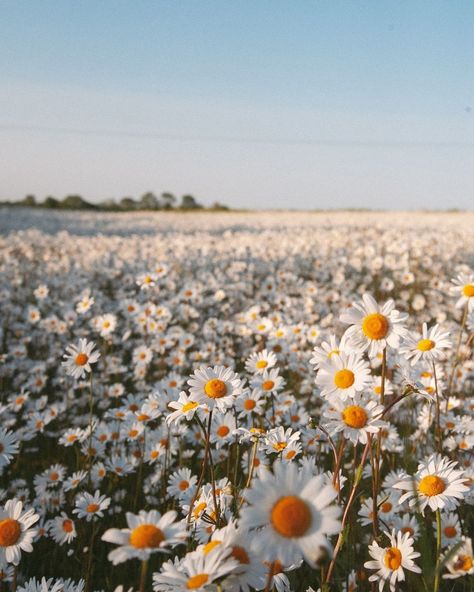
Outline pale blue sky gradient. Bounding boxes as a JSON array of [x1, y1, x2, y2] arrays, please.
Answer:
[[0, 1, 473, 209]]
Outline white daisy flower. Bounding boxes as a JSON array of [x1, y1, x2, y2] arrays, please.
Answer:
[[0, 498, 39, 565], [0, 429, 19, 468], [102, 509, 186, 564], [72, 490, 111, 522], [364, 530, 421, 592], [400, 323, 452, 366], [315, 352, 371, 401], [442, 536, 474, 579], [393, 454, 469, 513], [62, 339, 100, 380], [310, 334, 349, 369], [340, 293, 408, 357], [47, 513, 77, 545], [322, 394, 386, 445], [244, 349, 277, 374], [166, 391, 206, 426], [451, 272, 474, 311], [236, 388, 265, 419], [188, 366, 244, 413], [251, 368, 285, 396], [240, 461, 341, 567], [167, 468, 197, 502], [152, 548, 238, 591]]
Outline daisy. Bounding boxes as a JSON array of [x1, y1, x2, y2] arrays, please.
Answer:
[[340, 293, 407, 357], [236, 388, 265, 419], [198, 520, 267, 592], [323, 395, 386, 445], [393, 454, 469, 513], [364, 530, 421, 592], [76, 292, 94, 314], [437, 512, 462, 548], [263, 427, 301, 457], [443, 536, 474, 578], [0, 498, 39, 565], [451, 272, 474, 311], [47, 513, 77, 544], [315, 353, 371, 401], [167, 468, 197, 502], [166, 391, 206, 426], [251, 368, 285, 396], [400, 323, 452, 366], [153, 549, 238, 591], [240, 461, 341, 567], [102, 509, 186, 564], [73, 490, 111, 522], [244, 349, 277, 374], [310, 334, 349, 369], [0, 429, 19, 468], [188, 366, 244, 413], [62, 339, 100, 380]]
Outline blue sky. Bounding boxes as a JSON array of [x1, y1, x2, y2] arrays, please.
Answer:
[[1, 1, 473, 209]]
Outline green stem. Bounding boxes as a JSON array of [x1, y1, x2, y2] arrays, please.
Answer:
[[434, 509, 442, 592], [139, 559, 148, 592]]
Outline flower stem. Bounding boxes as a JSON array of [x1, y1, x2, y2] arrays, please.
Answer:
[[139, 559, 148, 592], [434, 509, 442, 592]]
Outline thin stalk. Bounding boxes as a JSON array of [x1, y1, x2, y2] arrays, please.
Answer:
[[324, 435, 373, 585], [445, 301, 468, 412], [373, 347, 387, 536], [85, 520, 97, 592], [434, 509, 442, 592], [139, 559, 148, 592], [432, 362, 442, 452]]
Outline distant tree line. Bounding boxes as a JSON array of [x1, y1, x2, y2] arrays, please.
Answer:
[[0, 192, 230, 211]]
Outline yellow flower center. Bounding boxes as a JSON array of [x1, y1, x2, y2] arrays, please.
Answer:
[[418, 475, 446, 496], [182, 401, 198, 413], [444, 526, 457, 538], [63, 519, 74, 533], [244, 399, 256, 410], [462, 284, 474, 297], [286, 450, 296, 460], [334, 369, 355, 389], [270, 495, 312, 538], [384, 547, 402, 570], [0, 519, 21, 547], [204, 379, 227, 399], [362, 313, 389, 340], [203, 540, 221, 554], [217, 426, 230, 437], [417, 339, 435, 351], [328, 349, 340, 358], [273, 441, 287, 452], [86, 503, 100, 513], [193, 502, 207, 519], [186, 574, 209, 589], [342, 405, 368, 428], [381, 502, 392, 513], [75, 353, 89, 366], [454, 555, 473, 572], [178, 480, 189, 491], [129, 524, 165, 548], [262, 380, 275, 391], [231, 545, 250, 564], [256, 360, 268, 369]]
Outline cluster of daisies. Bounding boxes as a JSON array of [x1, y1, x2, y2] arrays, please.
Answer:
[[0, 210, 473, 591]]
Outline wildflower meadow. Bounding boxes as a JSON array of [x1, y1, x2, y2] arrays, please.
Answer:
[[0, 208, 473, 592]]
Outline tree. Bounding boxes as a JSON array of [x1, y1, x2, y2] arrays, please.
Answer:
[[60, 195, 95, 209], [43, 196, 60, 208], [161, 192, 176, 209], [119, 197, 137, 211], [180, 194, 202, 210], [139, 191, 160, 210], [22, 194, 36, 207]]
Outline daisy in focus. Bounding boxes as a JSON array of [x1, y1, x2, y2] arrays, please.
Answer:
[[73, 490, 111, 521], [62, 339, 100, 380], [400, 323, 452, 366], [323, 394, 386, 445], [240, 461, 341, 567], [340, 293, 407, 357], [0, 498, 39, 565], [393, 454, 469, 513], [315, 352, 371, 401], [188, 366, 244, 413], [364, 530, 421, 592], [102, 509, 186, 564]]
